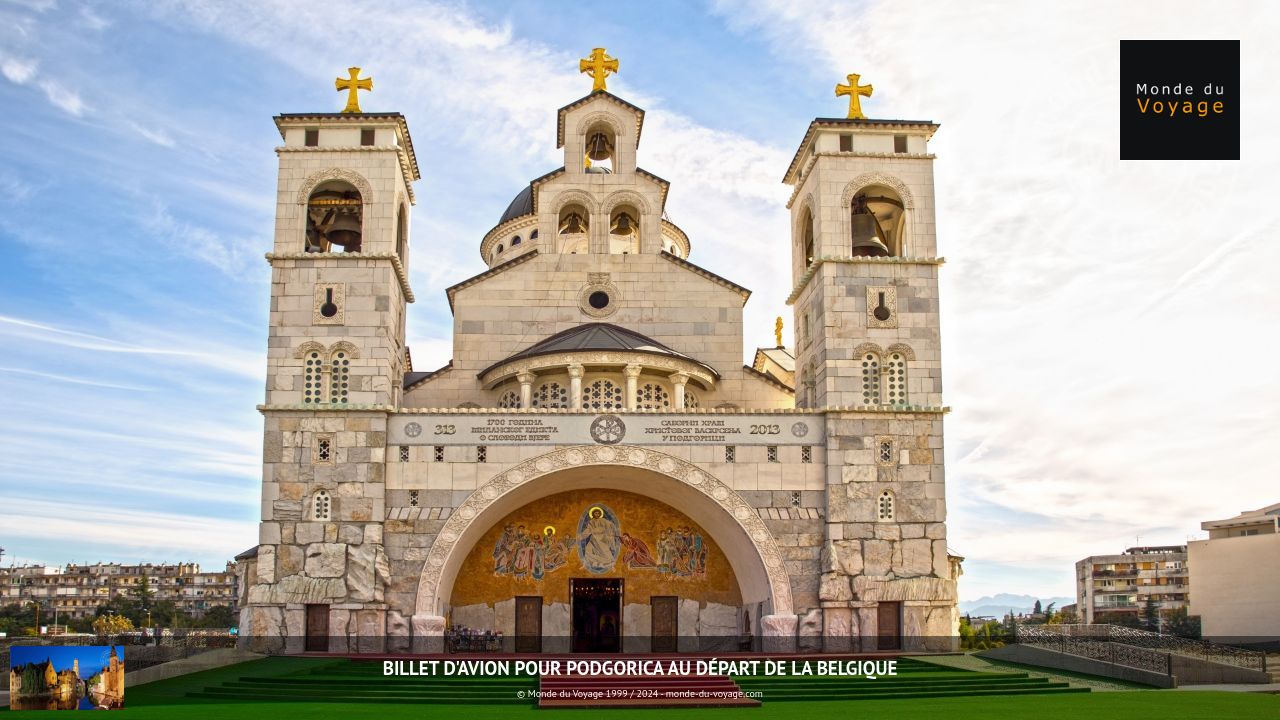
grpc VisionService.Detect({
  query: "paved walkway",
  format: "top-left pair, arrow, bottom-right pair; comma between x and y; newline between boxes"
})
915,651 -> 1143,692
1174,683 -> 1280,693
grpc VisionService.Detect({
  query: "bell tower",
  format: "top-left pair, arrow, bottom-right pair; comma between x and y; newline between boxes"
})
784,76 -> 957,651
265,99 -> 420,408
246,70 -> 420,653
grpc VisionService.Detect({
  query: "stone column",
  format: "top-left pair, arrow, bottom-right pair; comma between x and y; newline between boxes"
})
411,614 -> 446,654
624,364 -> 642,410
568,364 -> 584,409
669,372 -> 689,409
517,371 -> 535,409
760,614 -> 798,653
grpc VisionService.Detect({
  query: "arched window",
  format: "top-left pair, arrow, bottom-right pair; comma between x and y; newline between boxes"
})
496,243 -> 504,256
330,349 -> 350,404
312,489 -> 332,521
609,206 -> 639,254
396,204 -> 408,265
635,382 -> 670,410
861,352 -> 881,405
511,235 -> 521,246
850,186 -> 905,257
497,389 -> 521,409
886,352 -> 908,406
584,122 -> 617,172
306,181 -> 363,253
582,379 -> 623,411
559,204 -> 589,254
530,229 -> 539,241
532,381 -> 568,409
801,206 -> 815,266
684,390 -> 700,409
304,350 -> 323,404
877,490 -> 895,521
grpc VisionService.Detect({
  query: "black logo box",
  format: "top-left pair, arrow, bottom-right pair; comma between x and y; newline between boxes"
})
1120,40 -> 1239,160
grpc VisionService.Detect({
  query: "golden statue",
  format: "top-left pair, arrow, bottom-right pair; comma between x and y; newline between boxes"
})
335,67 -> 373,113
579,48 -> 619,92
835,73 -> 874,120
775,316 -> 784,347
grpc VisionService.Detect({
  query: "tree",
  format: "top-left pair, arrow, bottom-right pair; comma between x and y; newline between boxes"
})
199,605 -> 236,629
1058,606 -> 1079,625
92,614 -> 134,635
129,575 -> 156,614
1164,606 -> 1201,639
1141,597 -> 1160,632
1033,599 -> 1043,615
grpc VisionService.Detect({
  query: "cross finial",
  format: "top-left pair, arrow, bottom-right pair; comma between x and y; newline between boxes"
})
579,47 -> 619,92
835,73 -> 874,120
335,67 -> 373,113
775,317 -> 784,347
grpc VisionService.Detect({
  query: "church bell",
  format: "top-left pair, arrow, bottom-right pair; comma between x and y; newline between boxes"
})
610,213 -> 633,235
560,212 -> 585,234
850,211 -> 890,257
586,132 -> 613,161
326,210 -> 363,251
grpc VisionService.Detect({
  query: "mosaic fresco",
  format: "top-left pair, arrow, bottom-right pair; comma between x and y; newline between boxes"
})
453,488 -> 741,607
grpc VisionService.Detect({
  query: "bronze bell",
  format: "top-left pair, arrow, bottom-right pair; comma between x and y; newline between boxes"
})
560,212 -> 585,234
326,209 -> 363,250
850,212 -> 889,257
586,132 -> 613,161
610,213 -> 633,234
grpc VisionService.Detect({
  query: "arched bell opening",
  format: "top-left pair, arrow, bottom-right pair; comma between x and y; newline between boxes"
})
800,206 -> 816,266
608,205 -> 640,255
583,122 -> 616,174
306,181 -> 363,253
850,186 -> 905,257
395,204 -> 408,267
558,203 -> 590,255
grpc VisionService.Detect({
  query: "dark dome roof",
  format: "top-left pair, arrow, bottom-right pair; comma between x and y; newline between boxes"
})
479,323 -> 720,379
498,185 -> 533,225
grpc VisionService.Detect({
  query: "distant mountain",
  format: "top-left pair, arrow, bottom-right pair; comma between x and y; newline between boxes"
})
959,594 -> 1074,618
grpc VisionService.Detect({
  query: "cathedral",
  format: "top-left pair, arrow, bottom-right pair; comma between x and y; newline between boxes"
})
240,52 -> 959,654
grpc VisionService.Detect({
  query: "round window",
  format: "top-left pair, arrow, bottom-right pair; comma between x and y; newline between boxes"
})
588,291 -> 610,309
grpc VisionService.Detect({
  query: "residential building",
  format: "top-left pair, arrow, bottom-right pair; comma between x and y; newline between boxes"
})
1075,546 -> 1188,625
1187,502 -> 1280,642
0,562 -> 238,620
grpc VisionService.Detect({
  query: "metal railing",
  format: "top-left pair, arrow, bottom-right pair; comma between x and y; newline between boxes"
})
1016,624 -> 1172,674
1021,623 -> 1266,671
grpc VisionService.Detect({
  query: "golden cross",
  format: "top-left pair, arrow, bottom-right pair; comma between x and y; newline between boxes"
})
835,73 -> 874,119
335,67 -> 373,113
775,317 -> 784,347
579,47 -> 619,92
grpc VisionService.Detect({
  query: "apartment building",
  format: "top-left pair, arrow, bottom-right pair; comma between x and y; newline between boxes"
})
1075,545 -> 1188,625
0,562 -> 237,621
1188,502 -> 1280,641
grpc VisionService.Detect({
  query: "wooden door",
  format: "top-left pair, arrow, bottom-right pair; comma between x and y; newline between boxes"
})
515,596 -> 543,653
305,604 -> 329,652
877,601 -> 902,651
651,596 -> 678,653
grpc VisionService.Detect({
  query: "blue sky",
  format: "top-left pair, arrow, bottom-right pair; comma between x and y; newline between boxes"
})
1,0 -> 1278,602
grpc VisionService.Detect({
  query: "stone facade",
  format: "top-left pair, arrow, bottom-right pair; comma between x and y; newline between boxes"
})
243,86 -> 958,653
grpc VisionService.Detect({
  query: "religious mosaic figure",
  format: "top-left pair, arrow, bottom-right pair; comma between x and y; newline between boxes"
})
493,523 -> 569,580
657,526 -> 707,578
576,505 -> 621,573
619,532 -> 657,569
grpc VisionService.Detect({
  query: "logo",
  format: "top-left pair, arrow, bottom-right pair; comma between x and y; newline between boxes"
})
791,421 -> 810,438
1120,40 -> 1239,160
589,415 -> 626,444
404,422 -> 422,438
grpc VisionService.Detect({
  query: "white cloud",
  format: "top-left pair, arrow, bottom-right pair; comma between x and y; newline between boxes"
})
127,120 -> 176,148
1,57 -> 37,84
38,78 -> 86,115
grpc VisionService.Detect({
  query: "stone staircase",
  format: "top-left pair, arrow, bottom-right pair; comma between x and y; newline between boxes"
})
537,673 -> 758,708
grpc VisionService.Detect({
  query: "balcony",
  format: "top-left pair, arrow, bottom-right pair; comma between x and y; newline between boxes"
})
1091,569 -> 1138,578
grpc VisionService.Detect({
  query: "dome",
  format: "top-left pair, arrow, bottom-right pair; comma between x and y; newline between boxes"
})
498,185 -> 533,225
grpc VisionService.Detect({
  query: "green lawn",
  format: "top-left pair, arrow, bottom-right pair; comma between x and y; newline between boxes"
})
4,658 -> 1277,719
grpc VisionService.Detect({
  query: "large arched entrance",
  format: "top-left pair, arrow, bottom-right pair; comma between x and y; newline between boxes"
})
412,445 -> 795,650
